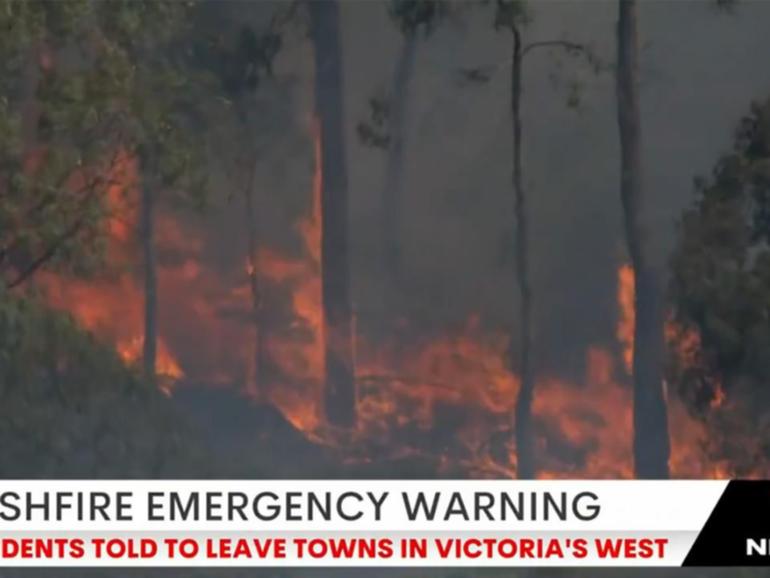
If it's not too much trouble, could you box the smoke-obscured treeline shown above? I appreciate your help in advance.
[2,0,770,526]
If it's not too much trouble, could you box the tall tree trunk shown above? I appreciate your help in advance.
[310,0,356,428]
[382,30,417,280]
[510,28,535,479]
[243,161,263,399]
[141,177,157,382]
[616,0,670,478]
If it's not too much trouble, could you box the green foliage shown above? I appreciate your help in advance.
[100,0,214,208]
[0,2,220,477]
[357,95,391,150]
[389,0,449,36]
[358,1,450,152]
[0,1,135,289]
[186,1,294,201]
[0,1,216,290]
[670,98,770,467]
[200,24,282,99]
[0,290,207,477]
[493,0,530,32]
[191,1,291,105]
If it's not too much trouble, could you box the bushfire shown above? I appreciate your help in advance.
[35,133,759,481]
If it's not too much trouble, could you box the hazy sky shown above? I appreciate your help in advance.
[188,0,770,384]
[338,0,770,378]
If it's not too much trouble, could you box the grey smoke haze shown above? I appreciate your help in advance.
[338,0,770,379]
[175,0,770,385]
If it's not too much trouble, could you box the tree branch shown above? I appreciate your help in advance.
[455,38,600,86]
[522,39,587,58]
[3,145,126,289]
[0,113,127,266]
[6,200,95,289]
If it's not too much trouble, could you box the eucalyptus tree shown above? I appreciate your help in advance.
[616,0,670,478]
[670,98,770,476]
[382,1,448,278]
[190,0,287,398]
[310,0,356,428]
[493,0,595,479]
[361,0,597,475]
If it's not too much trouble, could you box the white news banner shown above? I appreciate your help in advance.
[0,480,758,566]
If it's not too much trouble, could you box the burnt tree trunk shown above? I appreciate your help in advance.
[382,30,417,280]
[141,176,157,381]
[510,27,536,480]
[243,161,263,399]
[310,0,356,428]
[616,0,670,478]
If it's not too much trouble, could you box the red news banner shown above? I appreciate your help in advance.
[0,480,760,567]
[0,535,670,564]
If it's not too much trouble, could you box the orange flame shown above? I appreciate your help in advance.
[254,116,325,431]
[28,123,765,481]
[117,336,183,380]
[39,152,185,386]
[616,263,753,478]
[617,264,635,373]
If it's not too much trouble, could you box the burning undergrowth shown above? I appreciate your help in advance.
[29,140,769,481]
